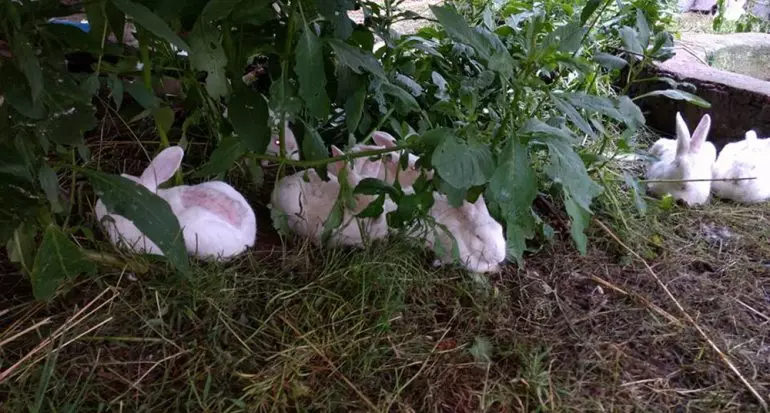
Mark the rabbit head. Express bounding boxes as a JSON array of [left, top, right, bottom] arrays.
[[328, 145, 385, 215], [646, 113, 715, 206], [263, 121, 299, 166], [352, 131, 432, 188]]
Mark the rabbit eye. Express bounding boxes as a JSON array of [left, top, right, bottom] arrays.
[[274, 139, 280, 146]]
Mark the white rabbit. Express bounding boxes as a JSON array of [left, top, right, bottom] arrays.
[[270, 146, 394, 247], [712, 130, 770, 203], [96, 146, 256, 261], [350, 131, 433, 189], [262, 121, 300, 166], [423, 193, 507, 274], [646, 113, 716, 205]]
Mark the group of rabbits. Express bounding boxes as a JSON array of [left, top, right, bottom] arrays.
[[95, 125, 508, 274], [645, 112, 770, 205]]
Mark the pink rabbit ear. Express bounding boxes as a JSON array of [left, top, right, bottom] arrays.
[[327, 145, 346, 176], [689, 114, 711, 153], [140, 146, 184, 190], [372, 131, 397, 148]]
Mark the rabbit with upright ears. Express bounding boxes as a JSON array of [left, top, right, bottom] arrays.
[[645, 112, 717, 206], [423, 193, 507, 274], [712, 130, 770, 203], [262, 121, 300, 167], [96, 146, 257, 261], [350, 131, 433, 189], [270, 145, 394, 247]]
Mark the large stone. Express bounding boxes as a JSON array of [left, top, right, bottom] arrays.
[[629, 32, 770, 151]]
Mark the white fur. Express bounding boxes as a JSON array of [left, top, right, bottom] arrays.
[[425, 194, 507, 274], [95, 146, 256, 261], [270, 146, 393, 247], [712, 130, 770, 203], [646, 113, 716, 205], [349, 131, 433, 189], [262, 121, 300, 167]]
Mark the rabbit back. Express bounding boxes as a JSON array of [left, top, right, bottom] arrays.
[[712, 135, 770, 202]]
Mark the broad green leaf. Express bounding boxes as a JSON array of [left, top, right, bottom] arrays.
[[36, 102, 97, 146], [356, 194, 386, 218], [85, 0, 107, 44], [520, 118, 576, 142], [11, 33, 43, 104], [548, 21, 586, 54], [315, 0, 355, 39], [228, 88, 270, 152], [488, 138, 537, 265], [189, 21, 228, 99], [294, 26, 330, 119], [354, 178, 401, 200], [302, 128, 328, 163], [438, 178, 467, 208], [328, 39, 386, 79], [594, 52, 628, 70], [7, 223, 37, 273], [380, 82, 420, 114], [580, 0, 602, 25], [432, 134, 494, 190], [345, 86, 366, 133], [564, 92, 624, 122], [125, 81, 160, 109], [194, 135, 245, 177], [200, 0, 242, 21], [636, 9, 651, 48], [0, 173, 39, 244], [105, 2, 126, 43], [31, 225, 96, 301], [85, 171, 189, 273], [81, 73, 101, 97], [618, 26, 643, 58], [550, 94, 595, 138], [617, 96, 646, 128], [564, 193, 591, 255], [430, 5, 513, 77], [321, 201, 344, 243], [111, 0, 190, 52], [632, 89, 711, 108], [152, 106, 175, 134], [269, 74, 303, 117], [38, 164, 63, 213], [544, 138, 603, 212], [247, 158, 264, 188]]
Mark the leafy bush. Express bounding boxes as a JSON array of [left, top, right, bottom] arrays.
[[0, 0, 699, 300]]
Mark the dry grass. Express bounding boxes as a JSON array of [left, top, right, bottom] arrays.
[[2, 137, 770, 411]]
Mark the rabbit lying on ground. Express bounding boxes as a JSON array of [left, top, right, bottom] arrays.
[[646, 113, 716, 205], [348, 131, 506, 273], [95, 146, 256, 261], [712, 130, 770, 203], [270, 146, 395, 247]]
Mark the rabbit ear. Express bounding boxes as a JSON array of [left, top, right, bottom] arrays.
[[746, 130, 758, 141], [327, 145, 347, 176], [675, 112, 691, 157], [139, 146, 183, 190], [372, 131, 397, 148], [689, 114, 711, 153]]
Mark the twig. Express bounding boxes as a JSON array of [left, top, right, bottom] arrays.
[[596, 219, 769, 411], [0, 318, 52, 348], [590, 275, 682, 327], [279, 315, 378, 411]]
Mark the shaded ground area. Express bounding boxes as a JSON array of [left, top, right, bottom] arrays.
[[2, 133, 769, 411]]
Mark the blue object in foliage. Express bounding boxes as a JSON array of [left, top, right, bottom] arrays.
[[48, 19, 91, 33]]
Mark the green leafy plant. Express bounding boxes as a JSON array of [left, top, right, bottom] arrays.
[[0, 0, 696, 300]]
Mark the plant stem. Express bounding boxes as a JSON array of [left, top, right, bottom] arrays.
[[138, 29, 170, 149], [252, 144, 415, 169]]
